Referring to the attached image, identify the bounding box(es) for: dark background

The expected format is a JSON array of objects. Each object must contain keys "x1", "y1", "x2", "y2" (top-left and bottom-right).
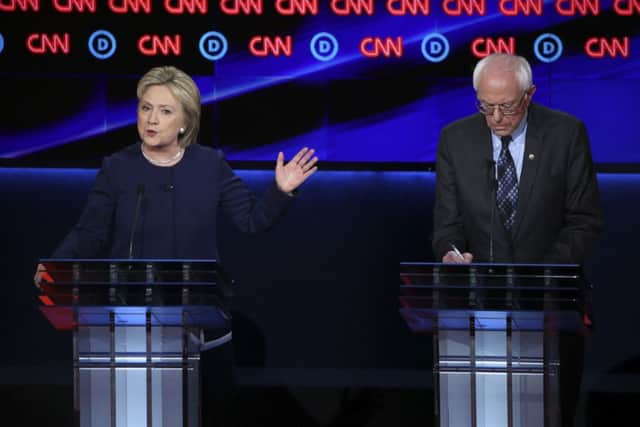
[
  {"x1": 1, "y1": 1, "x2": 640, "y2": 425},
  {"x1": 1, "y1": 1, "x2": 639, "y2": 166},
  {"x1": 2, "y1": 169, "x2": 640, "y2": 426}
]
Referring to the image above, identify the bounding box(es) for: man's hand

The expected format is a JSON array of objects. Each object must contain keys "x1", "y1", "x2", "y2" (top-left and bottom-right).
[{"x1": 442, "y1": 251, "x2": 474, "y2": 264}]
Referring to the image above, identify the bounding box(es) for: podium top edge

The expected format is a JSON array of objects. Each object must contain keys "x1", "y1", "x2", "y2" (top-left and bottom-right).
[
  {"x1": 39, "y1": 258, "x2": 219, "y2": 264},
  {"x1": 399, "y1": 262, "x2": 581, "y2": 268}
]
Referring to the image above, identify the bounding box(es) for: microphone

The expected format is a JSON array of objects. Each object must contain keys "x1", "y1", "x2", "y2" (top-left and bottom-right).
[
  {"x1": 487, "y1": 159, "x2": 497, "y2": 263},
  {"x1": 128, "y1": 184, "x2": 145, "y2": 259}
]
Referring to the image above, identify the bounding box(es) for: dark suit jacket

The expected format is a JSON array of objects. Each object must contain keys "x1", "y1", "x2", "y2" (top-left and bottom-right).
[
  {"x1": 432, "y1": 103, "x2": 602, "y2": 264},
  {"x1": 53, "y1": 143, "x2": 292, "y2": 260}
]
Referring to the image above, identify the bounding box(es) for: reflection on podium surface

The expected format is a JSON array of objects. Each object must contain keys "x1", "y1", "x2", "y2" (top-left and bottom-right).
[
  {"x1": 399, "y1": 262, "x2": 590, "y2": 427},
  {"x1": 37, "y1": 259, "x2": 232, "y2": 427}
]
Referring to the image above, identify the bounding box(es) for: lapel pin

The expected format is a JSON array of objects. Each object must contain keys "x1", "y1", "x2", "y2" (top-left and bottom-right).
[{"x1": 528, "y1": 153, "x2": 535, "y2": 160}]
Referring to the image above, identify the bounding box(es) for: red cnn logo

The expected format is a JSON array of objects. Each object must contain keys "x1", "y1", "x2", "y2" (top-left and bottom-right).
[
  {"x1": 108, "y1": 0, "x2": 152, "y2": 13},
  {"x1": 220, "y1": 0, "x2": 263, "y2": 14},
  {"x1": 585, "y1": 37, "x2": 630, "y2": 58},
  {"x1": 330, "y1": 0, "x2": 374, "y2": 15},
  {"x1": 386, "y1": 0, "x2": 430, "y2": 15},
  {"x1": 0, "y1": 0, "x2": 40, "y2": 12},
  {"x1": 554, "y1": 0, "x2": 600, "y2": 16},
  {"x1": 27, "y1": 33, "x2": 71, "y2": 54},
  {"x1": 249, "y1": 36, "x2": 293, "y2": 56},
  {"x1": 499, "y1": 0, "x2": 543, "y2": 15},
  {"x1": 443, "y1": 0, "x2": 486, "y2": 15},
  {"x1": 138, "y1": 34, "x2": 182, "y2": 56},
  {"x1": 52, "y1": 0, "x2": 96, "y2": 12},
  {"x1": 275, "y1": 0, "x2": 318, "y2": 15},
  {"x1": 165, "y1": 0, "x2": 208, "y2": 13},
  {"x1": 360, "y1": 37, "x2": 404, "y2": 58},
  {"x1": 471, "y1": 37, "x2": 516, "y2": 57},
  {"x1": 613, "y1": 0, "x2": 640, "y2": 15}
]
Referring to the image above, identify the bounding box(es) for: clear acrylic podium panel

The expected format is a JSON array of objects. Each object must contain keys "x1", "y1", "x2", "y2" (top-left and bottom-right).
[
  {"x1": 399, "y1": 263, "x2": 589, "y2": 427},
  {"x1": 38, "y1": 259, "x2": 231, "y2": 427}
]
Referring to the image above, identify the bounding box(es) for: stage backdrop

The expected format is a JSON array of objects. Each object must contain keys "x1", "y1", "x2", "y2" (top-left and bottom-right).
[{"x1": 0, "y1": 0, "x2": 639, "y2": 167}]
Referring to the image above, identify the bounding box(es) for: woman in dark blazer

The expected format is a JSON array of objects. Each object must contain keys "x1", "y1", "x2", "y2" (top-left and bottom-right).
[
  {"x1": 32, "y1": 65, "x2": 319, "y2": 426},
  {"x1": 34, "y1": 65, "x2": 318, "y2": 280}
]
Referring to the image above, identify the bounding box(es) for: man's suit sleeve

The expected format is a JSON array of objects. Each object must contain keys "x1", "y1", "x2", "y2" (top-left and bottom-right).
[
  {"x1": 542, "y1": 122, "x2": 602, "y2": 264},
  {"x1": 432, "y1": 128, "x2": 467, "y2": 260}
]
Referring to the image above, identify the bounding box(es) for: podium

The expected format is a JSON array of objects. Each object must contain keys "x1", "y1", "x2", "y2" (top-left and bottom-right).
[
  {"x1": 37, "y1": 258, "x2": 232, "y2": 427},
  {"x1": 399, "y1": 262, "x2": 590, "y2": 427}
]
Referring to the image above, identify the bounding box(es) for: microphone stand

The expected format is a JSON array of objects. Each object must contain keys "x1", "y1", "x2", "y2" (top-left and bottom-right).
[
  {"x1": 488, "y1": 160, "x2": 497, "y2": 264},
  {"x1": 129, "y1": 184, "x2": 145, "y2": 259}
]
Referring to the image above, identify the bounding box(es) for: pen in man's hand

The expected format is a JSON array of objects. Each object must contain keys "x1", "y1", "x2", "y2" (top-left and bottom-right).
[{"x1": 449, "y1": 243, "x2": 465, "y2": 260}]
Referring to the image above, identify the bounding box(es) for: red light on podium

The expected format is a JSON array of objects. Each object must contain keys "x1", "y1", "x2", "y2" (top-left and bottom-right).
[
  {"x1": 471, "y1": 37, "x2": 516, "y2": 57},
  {"x1": 138, "y1": 34, "x2": 182, "y2": 56},
  {"x1": 360, "y1": 36, "x2": 404, "y2": 58},
  {"x1": 498, "y1": 0, "x2": 543, "y2": 15},
  {"x1": 249, "y1": 35, "x2": 293, "y2": 56},
  {"x1": 27, "y1": 33, "x2": 71, "y2": 54},
  {"x1": 554, "y1": 0, "x2": 600, "y2": 16},
  {"x1": 386, "y1": 0, "x2": 430, "y2": 15},
  {"x1": 219, "y1": 0, "x2": 263, "y2": 14},
  {"x1": 585, "y1": 37, "x2": 629, "y2": 58},
  {"x1": 442, "y1": 0, "x2": 486, "y2": 16},
  {"x1": 38, "y1": 295, "x2": 54, "y2": 307},
  {"x1": 330, "y1": 0, "x2": 374, "y2": 15}
]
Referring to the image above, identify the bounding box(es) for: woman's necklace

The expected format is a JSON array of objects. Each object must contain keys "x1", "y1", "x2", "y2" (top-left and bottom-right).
[{"x1": 141, "y1": 144, "x2": 184, "y2": 166}]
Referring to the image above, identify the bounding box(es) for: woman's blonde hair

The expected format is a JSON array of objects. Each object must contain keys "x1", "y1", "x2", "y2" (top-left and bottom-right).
[{"x1": 137, "y1": 66, "x2": 201, "y2": 148}]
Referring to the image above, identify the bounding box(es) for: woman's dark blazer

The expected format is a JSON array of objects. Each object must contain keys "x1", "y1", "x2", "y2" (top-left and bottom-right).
[{"x1": 53, "y1": 143, "x2": 292, "y2": 259}]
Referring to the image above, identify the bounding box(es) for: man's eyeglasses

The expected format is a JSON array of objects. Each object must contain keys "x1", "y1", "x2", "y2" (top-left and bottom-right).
[{"x1": 476, "y1": 91, "x2": 529, "y2": 116}]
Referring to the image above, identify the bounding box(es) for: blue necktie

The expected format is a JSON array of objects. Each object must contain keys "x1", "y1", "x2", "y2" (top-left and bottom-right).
[{"x1": 496, "y1": 135, "x2": 518, "y2": 232}]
